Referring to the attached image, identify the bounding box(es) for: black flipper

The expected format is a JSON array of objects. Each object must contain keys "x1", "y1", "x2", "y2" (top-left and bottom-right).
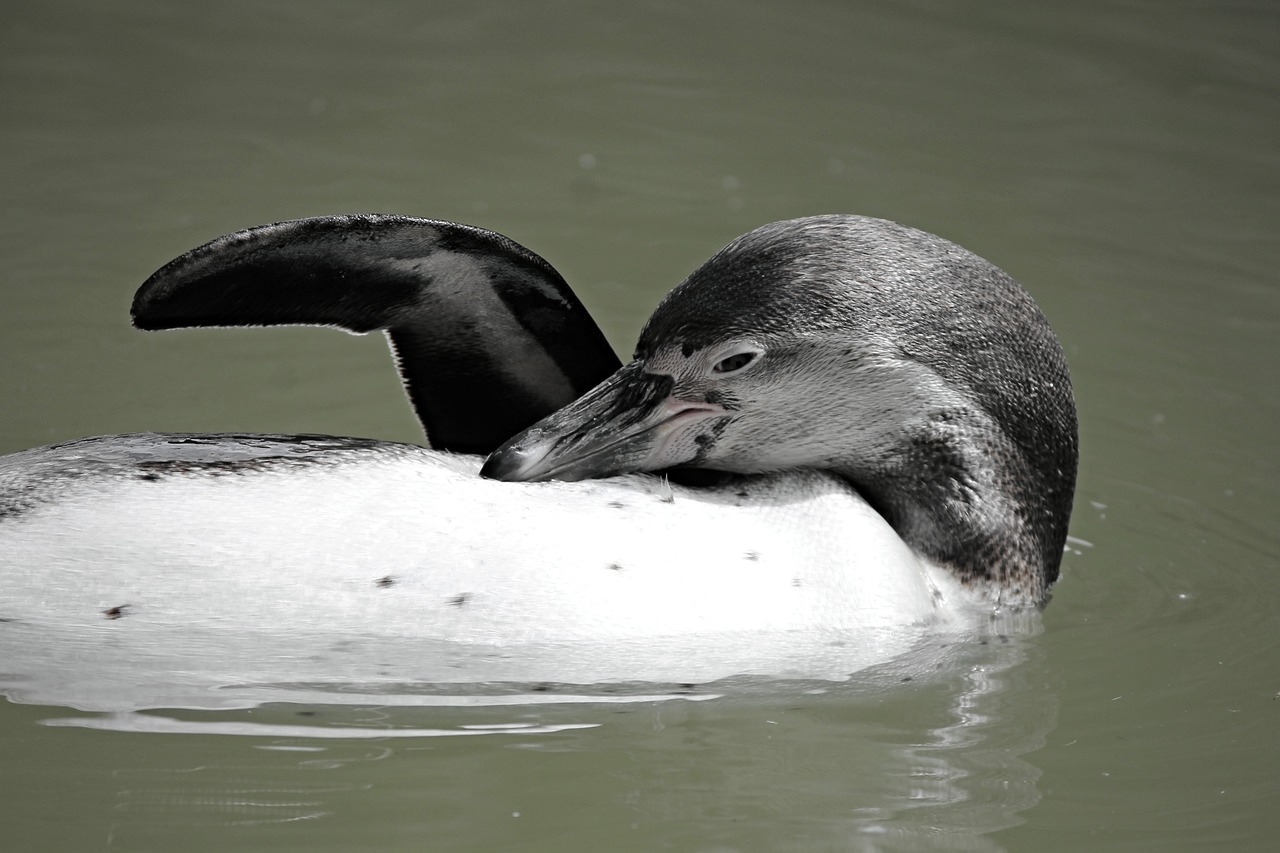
[{"x1": 131, "y1": 215, "x2": 622, "y2": 454}]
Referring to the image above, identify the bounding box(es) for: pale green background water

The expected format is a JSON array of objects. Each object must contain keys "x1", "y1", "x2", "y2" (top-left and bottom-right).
[{"x1": 2, "y1": 0, "x2": 1278, "y2": 850}]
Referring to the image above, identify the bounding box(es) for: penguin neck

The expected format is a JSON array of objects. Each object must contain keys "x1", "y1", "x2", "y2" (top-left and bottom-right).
[{"x1": 830, "y1": 427, "x2": 1052, "y2": 607}]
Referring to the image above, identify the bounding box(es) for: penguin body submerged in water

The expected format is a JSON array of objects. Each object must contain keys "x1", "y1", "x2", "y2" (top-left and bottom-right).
[{"x1": 0, "y1": 214, "x2": 1076, "y2": 685}]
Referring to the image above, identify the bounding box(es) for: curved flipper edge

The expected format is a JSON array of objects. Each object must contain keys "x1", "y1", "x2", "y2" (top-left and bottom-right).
[{"x1": 131, "y1": 215, "x2": 622, "y2": 454}]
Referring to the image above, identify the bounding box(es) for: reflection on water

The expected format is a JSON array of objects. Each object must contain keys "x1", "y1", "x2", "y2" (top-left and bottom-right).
[
  {"x1": 43, "y1": 714, "x2": 603, "y2": 739},
  {"x1": 10, "y1": 627, "x2": 1054, "y2": 853},
  {"x1": 0, "y1": 614, "x2": 999, "y2": 714}
]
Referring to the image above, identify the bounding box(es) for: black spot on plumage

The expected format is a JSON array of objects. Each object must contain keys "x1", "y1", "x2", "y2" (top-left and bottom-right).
[
  {"x1": 448, "y1": 592, "x2": 471, "y2": 607},
  {"x1": 103, "y1": 604, "x2": 130, "y2": 620},
  {"x1": 375, "y1": 575, "x2": 396, "y2": 588}
]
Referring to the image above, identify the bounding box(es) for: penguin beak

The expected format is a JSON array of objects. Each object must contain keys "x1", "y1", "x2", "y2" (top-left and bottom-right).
[{"x1": 480, "y1": 360, "x2": 728, "y2": 482}]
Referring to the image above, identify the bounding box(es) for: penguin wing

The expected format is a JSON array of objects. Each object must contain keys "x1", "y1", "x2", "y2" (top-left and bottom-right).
[{"x1": 131, "y1": 215, "x2": 621, "y2": 454}]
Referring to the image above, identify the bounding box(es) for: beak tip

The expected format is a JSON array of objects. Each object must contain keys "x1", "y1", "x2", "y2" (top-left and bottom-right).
[
  {"x1": 479, "y1": 360, "x2": 676, "y2": 484},
  {"x1": 478, "y1": 449, "x2": 523, "y2": 481},
  {"x1": 480, "y1": 438, "x2": 558, "y2": 482}
]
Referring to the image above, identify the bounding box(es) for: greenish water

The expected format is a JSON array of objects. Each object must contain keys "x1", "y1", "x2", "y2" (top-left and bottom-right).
[{"x1": 2, "y1": 1, "x2": 1277, "y2": 850}]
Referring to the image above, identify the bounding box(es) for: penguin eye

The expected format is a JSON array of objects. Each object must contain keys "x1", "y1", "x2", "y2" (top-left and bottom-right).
[{"x1": 712, "y1": 350, "x2": 759, "y2": 375}]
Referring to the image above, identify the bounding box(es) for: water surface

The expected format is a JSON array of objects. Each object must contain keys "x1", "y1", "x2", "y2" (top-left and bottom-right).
[{"x1": 2, "y1": 1, "x2": 1278, "y2": 850}]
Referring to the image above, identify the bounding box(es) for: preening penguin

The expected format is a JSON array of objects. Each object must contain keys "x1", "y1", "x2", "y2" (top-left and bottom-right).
[
  {"x1": 485, "y1": 216, "x2": 1077, "y2": 605},
  {"x1": 0, "y1": 214, "x2": 1077, "y2": 687}
]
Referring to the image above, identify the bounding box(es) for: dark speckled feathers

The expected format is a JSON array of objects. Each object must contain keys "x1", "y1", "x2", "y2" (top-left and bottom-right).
[{"x1": 0, "y1": 432, "x2": 419, "y2": 520}]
